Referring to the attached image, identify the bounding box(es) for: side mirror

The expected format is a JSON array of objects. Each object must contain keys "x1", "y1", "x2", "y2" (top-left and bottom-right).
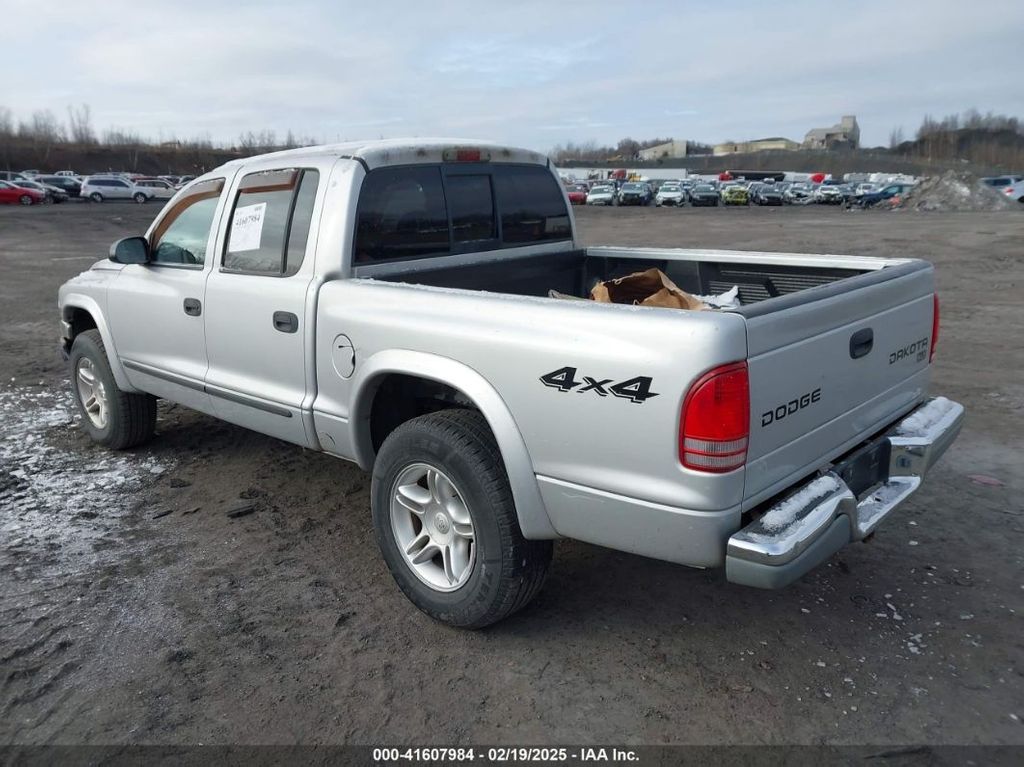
[{"x1": 109, "y1": 236, "x2": 150, "y2": 264}]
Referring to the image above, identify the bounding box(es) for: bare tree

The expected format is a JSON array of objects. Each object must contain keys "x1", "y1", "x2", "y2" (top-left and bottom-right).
[
  {"x1": 888, "y1": 126, "x2": 905, "y2": 149},
  {"x1": 616, "y1": 137, "x2": 640, "y2": 159},
  {"x1": 67, "y1": 103, "x2": 96, "y2": 144}
]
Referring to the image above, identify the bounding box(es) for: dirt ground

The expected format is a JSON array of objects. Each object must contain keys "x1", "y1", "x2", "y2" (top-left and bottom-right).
[{"x1": 1, "y1": 202, "x2": 1021, "y2": 747}]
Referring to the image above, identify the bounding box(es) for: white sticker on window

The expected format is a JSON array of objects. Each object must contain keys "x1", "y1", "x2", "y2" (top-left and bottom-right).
[{"x1": 229, "y1": 202, "x2": 266, "y2": 252}]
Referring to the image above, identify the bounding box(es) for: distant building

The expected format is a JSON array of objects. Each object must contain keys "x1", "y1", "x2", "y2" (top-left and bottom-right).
[
  {"x1": 803, "y1": 115, "x2": 860, "y2": 149},
  {"x1": 713, "y1": 137, "x2": 800, "y2": 156},
  {"x1": 638, "y1": 139, "x2": 688, "y2": 161}
]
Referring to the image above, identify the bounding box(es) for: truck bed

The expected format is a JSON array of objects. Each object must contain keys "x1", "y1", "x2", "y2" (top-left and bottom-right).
[
  {"x1": 362, "y1": 245, "x2": 934, "y2": 515},
  {"x1": 369, "y1": 246, "x2": 900, "y2": 309}
]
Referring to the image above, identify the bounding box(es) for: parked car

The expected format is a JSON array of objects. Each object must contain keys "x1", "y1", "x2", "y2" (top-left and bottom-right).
[
  {"x1": 585, "y1": 184, "x2": 617, "y2": 206},
  {"x1": 21, "y1": 169, "x2": 40, "y2": 178},
  {"x1": 720, "y1": 185, "x2": 749, "y2": 205},
  {"x1": 980, "y1": 175, "x2": 1023, "y2": 189},
  {"x1": 1000, "y1": 180, "x2": 1024, "y2": 203},
  {"x1": 174, "y1": 175, "x2": 196, "y2": 189},
  {"x1": 57, "y1": 138, "x2": 961, "y2": 628},
  {"x1": 133, "y1": 178, "x2": 177, "y2": 200},
  {"x1": 565, "y1": 183, "x2": 589, "y2": 205},
  {"x1": 814, "y1": 185, "x2": 844, "y2": 205},
  {"x1": 784, "y1": 184, "x2": 814, "y2": 204},
  {"x1": 752, "y1": 185, "x2": 784, "y2": 206},
  {"x1": 36, "y1": 174, "x2": 83, "y2": 197},
  {"x1": 689, "y1": 183, "x2": 720, "y2": 207},
  {"x1": 0, "y1": 179, "x2": 45, "y2": 205},
  {"x1": 54, "y1": 170, "x2": 78, "y2": 178},
  {"x1": 654, "y1": 182, "x2": 686, "y2": 207},
  {"x1": 617, "y1": 181, "x2": 652, "y2": 206},
  {"x1": 11, "y1": 179, "x2": 69, "y2": 203},
  {"x1": 854, "y1": 182, "x2": 915, "y2": 209},
  {"x1": 81, "y1": 176, "x2": 153, "y2": 203},
  {"x1": 0, "y1": 171, "x2": 30, "y2": 183}
]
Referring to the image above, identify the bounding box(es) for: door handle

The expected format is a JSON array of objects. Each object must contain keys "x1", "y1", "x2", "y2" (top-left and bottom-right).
[
  {"x1": 849, "y1": 328, "x2": 873, "y2": 359},
  {"x1": 183, "y1": 298, "x2": 202, "y2": 317},
  {"x1": 273, "y1": 311, "x2": 298, "y2": 334}
]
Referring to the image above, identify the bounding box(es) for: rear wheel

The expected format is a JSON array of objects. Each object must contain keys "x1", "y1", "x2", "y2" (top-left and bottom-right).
[
  {"x1": 371, "y1": 409, "x2": 552, "y2": 628},
  {"x1": 69, "y1": 330, "x2": 156, "y2": 449},
  {"x1": 133, "y1": 192, "x2": 147, "y2": 204},
  {"x1": 89, "y1": 192, "x2": 103, "y2": 203}
]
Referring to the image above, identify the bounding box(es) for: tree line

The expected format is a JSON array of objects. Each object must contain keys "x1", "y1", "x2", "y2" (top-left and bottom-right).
[{"x1": 549, "y1": 137, "x2": 713, "y2": 163}]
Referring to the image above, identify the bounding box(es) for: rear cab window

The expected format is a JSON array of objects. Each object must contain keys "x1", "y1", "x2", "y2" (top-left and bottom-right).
[{"x1": 354, "y1": 164, "x2": 570, "y2": 264}]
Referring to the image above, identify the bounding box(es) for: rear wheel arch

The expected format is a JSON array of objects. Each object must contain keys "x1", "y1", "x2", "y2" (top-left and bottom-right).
[{"x1": 349, "y1": 352, "x2": 557, "y2": 539}]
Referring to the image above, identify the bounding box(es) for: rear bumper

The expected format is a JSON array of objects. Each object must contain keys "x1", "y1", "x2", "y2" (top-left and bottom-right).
[{"x1": 725, "y1": 397, "x2": 964, "y2": 589}]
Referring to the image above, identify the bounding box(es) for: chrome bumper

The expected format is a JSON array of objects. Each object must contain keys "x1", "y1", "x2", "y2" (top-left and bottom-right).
[{"x1": 726, "y1": 397, "x2": 964, "y2": 589}]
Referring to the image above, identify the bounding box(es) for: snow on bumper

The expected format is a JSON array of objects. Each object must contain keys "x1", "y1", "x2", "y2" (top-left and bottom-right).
[{"x1": 725, "y1": 397, "x2": 964, "y2": 589}]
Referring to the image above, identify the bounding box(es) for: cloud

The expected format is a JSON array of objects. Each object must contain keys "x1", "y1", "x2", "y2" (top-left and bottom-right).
[{"x1": 0, "y1": 0, "x2": 1021, "y2": 151}]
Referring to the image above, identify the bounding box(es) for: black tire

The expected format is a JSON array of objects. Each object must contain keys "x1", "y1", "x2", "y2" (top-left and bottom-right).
[
  {"x1": 89, "y1": 192, "x2": 103, "y2": 203},
  {"x1": 69, "y1": 329, "x2": 157, "y2": 449},
  {"x1": 133, "y1": 192, "x2": 147, "y2": 204},
  {"x1": 19, "y1": 194, "x2": 33, "y2": 206},
  {"x1": 371, "y1": 409, "x2": 552, "y2": 629}
]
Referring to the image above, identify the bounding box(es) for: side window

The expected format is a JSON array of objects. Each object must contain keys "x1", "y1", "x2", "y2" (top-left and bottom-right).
[
  {"x1": 150, "y1": 178, "x2": 225, "y2": 266},
  {"x1": 114, "y1": 180, "x2": 129, "y2": 189},
  {"x1": 223, "y1": 168, "x2": 319, "y2": 276},
  {"x1": 492, "y1": 166, "x2": 571, "y2": 245},
  {"x1": 446, "y1": 174, "x2": 496, "y2": 245},
  {"x1": 354, "y1": 166, "x2": 449, "y2": 263}
]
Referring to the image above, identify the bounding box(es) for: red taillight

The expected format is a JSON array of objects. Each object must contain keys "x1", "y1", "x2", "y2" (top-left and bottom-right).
[
  {"x1": 930, "y1": 294, "x2": 940, "y2": 362},
  {"x1": 680, "y1": 361, "x2": 750, "y2": 473}
]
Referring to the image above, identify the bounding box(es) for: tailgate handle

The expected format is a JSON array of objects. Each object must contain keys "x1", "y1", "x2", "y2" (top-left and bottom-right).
[{"x1": 850, "y1": 328, "x2": 874, "y2": 359}]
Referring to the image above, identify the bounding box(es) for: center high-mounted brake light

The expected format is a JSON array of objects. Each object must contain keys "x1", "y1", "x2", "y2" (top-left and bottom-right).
[
  {"x1": 680, "y1": 362, "x2": 750, "y2": 473},
  {"x1": 930, "y1": 293, "x2": 940, "y2": 363},
  {"x1": 442, "y1": 147, "x2": 491, "y2": 163}
]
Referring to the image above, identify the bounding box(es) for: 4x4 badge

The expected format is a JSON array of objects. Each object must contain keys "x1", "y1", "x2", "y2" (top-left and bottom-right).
[{"x1": 540, "y1": 367, "x2": 659, "y2": 404}]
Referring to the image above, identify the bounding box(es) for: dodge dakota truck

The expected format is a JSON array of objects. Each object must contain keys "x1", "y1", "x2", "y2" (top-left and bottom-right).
[{"x1": 58, "y1": 139, "x2": 963, "y2": 628}]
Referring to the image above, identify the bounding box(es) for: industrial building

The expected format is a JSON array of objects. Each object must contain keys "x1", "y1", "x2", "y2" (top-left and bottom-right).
[
  {"x1": 713, "y1": 137, "x2": 800, "y2": 156},
  {"x1": 637, "y1": 139, "x2": 688, "y2": 160},
  {"x1": 803, "y1": 115, "x2": 860, "y2": 149}
]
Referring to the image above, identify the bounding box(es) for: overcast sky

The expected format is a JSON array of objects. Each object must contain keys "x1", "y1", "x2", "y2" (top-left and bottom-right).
[{"x1": 3, "y1": 0, "x2": 1022, "y2": 152}]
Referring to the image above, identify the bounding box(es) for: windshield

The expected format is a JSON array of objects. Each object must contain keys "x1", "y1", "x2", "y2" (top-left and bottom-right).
[
  {"x1": 590, "y1": 186, "x2": 611, "y2": 193},
  {"x1": 659, "y1": 184, "x2": 680, "y2": 192},
  {"x1": 622, "y1": 183, "x2": 643, "y2": 191}
]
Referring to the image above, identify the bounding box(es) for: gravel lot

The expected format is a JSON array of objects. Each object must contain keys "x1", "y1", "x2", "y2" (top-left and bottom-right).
[{"x1": 1, "y1": 202, "x2": 1021, "y2": 746}]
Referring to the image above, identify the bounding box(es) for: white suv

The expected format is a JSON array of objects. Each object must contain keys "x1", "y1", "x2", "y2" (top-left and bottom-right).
[{"x1": 81, "y1": 176, "x2": 152, "y2": 203}]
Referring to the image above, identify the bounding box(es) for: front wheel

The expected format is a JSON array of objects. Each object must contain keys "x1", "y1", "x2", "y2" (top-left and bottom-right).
[
  {"x1": 69, "y1": 330, "x2": 157, "y2": 449},
  {"x1": 371, "y1": 409, "x2": 552, "y2": 628},
  {"x1": 19, "y1": 194, "x2": 33, "y2": 206},
  {"x1": 133, "y1": 193, "x2": 147, "y2": 204}
]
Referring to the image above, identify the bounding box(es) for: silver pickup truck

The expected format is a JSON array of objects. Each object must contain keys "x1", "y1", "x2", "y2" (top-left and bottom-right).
[{"x1": 58, "y1": 139, "x2": 963, "y2": 628}]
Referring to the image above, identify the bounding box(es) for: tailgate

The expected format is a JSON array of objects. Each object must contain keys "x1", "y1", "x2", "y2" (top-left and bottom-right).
[{"x1": 741, "y1": 261, "x2": 935, "y2": 509}]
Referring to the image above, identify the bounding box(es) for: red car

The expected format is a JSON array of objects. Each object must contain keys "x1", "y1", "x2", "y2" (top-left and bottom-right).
[
  {"x1": 566, "y1": 183, "x2": 589, "y2": 205},
  {"x1": 0, "y1": 180, "x2": 46, "y2": 205}
]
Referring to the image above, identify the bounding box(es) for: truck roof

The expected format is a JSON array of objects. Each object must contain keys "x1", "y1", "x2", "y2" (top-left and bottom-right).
[{"x1": 217, "y1": 138, "x2": 550, "y2": 172}]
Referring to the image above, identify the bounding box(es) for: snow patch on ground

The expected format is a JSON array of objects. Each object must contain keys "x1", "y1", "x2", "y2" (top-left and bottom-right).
[{"x1": 0, "y1": 387, "x2": 169, "y2": 530}]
